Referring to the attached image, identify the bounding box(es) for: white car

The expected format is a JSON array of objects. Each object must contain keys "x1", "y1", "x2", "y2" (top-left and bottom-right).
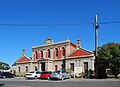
[{"x1": 26, "y1": 71, "x2": 41, "y2": 79}]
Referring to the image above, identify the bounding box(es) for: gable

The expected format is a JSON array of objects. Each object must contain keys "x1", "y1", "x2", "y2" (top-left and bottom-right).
[
  {"x1": 68, "y1": 49, "x2": 93, "y2": 58},
  {"x1": 70, "y1": 43, "x2": 76, "y2": 52},
  {"x1": 17, "y1": 56, "x2": 30, "y2": 63}
]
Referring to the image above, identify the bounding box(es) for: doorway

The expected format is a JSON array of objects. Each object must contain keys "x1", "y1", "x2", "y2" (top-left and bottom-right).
[
  {"x1": 41, "y1": 62, "x2": 45, "y2": 71},
  {"x1": 84, "y1": 62, "x2": 88, "y2": 73}
]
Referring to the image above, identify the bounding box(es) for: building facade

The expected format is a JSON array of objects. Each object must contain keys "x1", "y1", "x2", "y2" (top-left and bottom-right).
[{"x1": 16, "y1": 38, "x2": 95, "y2": 76}]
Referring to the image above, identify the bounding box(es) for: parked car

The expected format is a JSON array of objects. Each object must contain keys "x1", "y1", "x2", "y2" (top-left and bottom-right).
[
  {"x1": 40, "y1": 71, "x2": 52, "y2": 79},
  {"x1": 26, "y1": 71, "x2": 41, "y2": 79},
  {"x1": 0, "y1": 72, "x2": 16, "y2": 78},
  {"x1": 50, "y1": 70, "x2": 71, "y2": 80}
]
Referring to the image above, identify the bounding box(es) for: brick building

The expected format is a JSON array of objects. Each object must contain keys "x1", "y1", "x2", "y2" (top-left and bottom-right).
[{"x1": 16, "y1": 38, "x2": 95, "y2": 76}]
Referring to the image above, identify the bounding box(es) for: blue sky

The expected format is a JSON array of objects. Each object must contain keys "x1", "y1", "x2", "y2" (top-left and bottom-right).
[{"x1": 0, "y1": 0, "x2": 120, "y2": 67}]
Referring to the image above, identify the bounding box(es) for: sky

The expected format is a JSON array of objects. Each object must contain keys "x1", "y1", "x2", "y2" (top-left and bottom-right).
[{"x1": 0, "y1": 0, "x2": 120, "y2": 67}]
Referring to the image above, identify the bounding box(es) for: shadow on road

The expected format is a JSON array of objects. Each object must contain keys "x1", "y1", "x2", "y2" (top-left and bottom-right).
[{"x1": 0, "y1": 84, "x2": 4, "y2": 87}]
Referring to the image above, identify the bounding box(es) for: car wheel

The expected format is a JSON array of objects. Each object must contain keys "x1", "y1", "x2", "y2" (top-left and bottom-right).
[
  {"x1": 35, "y1": 76, "x2": 37, "y2": 79},
  {"x1": 47, "y1": 77, "x2": 50, "y2": 80},
  {"x1": 13, "y1": 75, "x2": 15, "y2": 78},
  {"x1": 3, "y1": 76, "x2": 5, "y2": 79},
  {"x1": 61, "y1": 77, "x2": 64, "y2": 80},
  {"x1": 68, "y1": 75, "x2": 71, "y2": 79}
]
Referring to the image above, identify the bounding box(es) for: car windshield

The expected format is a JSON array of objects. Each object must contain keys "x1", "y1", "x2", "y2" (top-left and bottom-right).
[
  {"x1": 29, "y1": 71, "x2": 35, "y2": 73},
  {"x1": 41, "y1": 72, "x2": 51, "y2": 74},
  {"x1": 53, "y1": 71, "x2": 61, "y2": 74}
]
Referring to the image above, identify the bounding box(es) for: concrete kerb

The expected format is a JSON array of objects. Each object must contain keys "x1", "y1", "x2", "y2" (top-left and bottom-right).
[{"x1": 69, "y1": 78, "x2": 120, "y2": 81}]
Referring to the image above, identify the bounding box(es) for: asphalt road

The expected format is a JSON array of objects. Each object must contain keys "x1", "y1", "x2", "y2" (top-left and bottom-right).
[{"x1": 0, "y1": 78, "x2": 120, "y2": 87}]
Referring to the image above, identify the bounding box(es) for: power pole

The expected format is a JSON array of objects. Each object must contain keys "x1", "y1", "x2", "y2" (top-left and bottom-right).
[{"x1": 94, "y1": 15, "x2": 99, "y2": 79}]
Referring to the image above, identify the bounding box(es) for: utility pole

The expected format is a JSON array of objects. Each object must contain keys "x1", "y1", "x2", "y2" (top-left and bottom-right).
[{"x1": 94, "y1": 15, "x2": 99, "y2": 79}]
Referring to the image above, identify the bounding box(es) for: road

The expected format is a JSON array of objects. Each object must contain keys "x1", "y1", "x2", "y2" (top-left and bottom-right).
[{"x1": 0, "y1": 78, "x2": 120, "y2": 87}]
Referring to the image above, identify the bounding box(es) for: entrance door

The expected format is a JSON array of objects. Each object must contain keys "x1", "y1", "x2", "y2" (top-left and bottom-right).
[
  {"x1": 41, "y1": 62, "x2": 45, "y2": 71},
  {"x1": 84, "y1": 62, "x2": 88, "y2": 73}
]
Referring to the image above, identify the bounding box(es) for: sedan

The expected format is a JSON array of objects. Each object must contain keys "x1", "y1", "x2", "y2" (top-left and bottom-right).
[
  {"x1": 40, "y1": 71, "x2": 52, "y2": 79},
  {"x1": 0, "y1": 72, "x2": 16, "y2": 78},
  {"x1": 26, "y1": 71, "x2": 41, "y2": 79},
  {"x1": 50, "y1": 70, "x2": 71, "y2": 80}
]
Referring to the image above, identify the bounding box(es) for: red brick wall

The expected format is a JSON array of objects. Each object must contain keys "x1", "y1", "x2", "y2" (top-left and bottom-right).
[
  {"x1": 70, "y1": 43, "x2": 76, "y2": 52},
  {"x1": 32, "y1": 44, "x2": 71, "y2": 61}
]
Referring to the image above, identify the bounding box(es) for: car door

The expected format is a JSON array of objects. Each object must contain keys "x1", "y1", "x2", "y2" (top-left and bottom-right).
[
  {"x1": 5, "y1": 72, "x2": 10, "y2": 78},
  {"x1": 36, "y1": 71, "x2": 41, "y2": 78},
  {"x1": 65, "y1": 72, "x2": 70, "y2": 78}
]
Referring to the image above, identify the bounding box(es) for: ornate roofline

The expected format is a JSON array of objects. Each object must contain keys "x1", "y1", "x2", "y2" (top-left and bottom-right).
[
  {"x1": 32, "y1": 40, "x2": 70, "y2": 49},
  {"x1": 66, "y1": 55, "x2": 94, "y2": 59},
  {"x1": 66, "y1": 47, "x2": 94, "y2": 58},
  {"x1": 16, "y1": 56, "x2": 31, "y2": 63}
]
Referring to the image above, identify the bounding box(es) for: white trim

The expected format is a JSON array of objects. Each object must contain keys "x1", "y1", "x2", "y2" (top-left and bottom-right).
[
  {"x1": 32, "y1": 40, "x2": 70, "y2": 49},
  {"x1": 67, "y1": 55, "x2": 94, "y2": 59}
]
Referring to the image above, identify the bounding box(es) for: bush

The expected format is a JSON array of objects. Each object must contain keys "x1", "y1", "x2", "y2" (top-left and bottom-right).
[
  {"x1": 83, "y1": 72, "x2": 88, "y2": 78},
  {"x1": 83, "y1": 69, "x2": 95, "y2": 79}
]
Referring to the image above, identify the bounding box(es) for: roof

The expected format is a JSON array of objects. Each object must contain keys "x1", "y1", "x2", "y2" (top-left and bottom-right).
[
  {"x1": 67, "y1": 48, "x2": 94, "y2": 59},
  {"x1": 70, "y1": 42, "x2": 76, "y2": 47},
  {"x1": 16, "y1": 56, "x2": 30, "y2": 63}
]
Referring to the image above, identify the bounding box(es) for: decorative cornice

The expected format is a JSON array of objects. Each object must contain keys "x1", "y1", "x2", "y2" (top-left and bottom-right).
[
  {"x1": 67, "y1": 55, "x2": 94, "y2": 59},
  {"x1": 32, "y1": 40, "x2": 70, "y2": 49}
]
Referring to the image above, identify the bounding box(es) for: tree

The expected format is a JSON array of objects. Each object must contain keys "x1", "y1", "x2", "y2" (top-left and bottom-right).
[
  {"x1": 97, "y1": 42, "x2": 120, "y2": 78},
  {"x1": 0, "y1": 62, "x2": 10, "y2": 70},
  {"x1": 107, "y1": 43, "x2": 120, "y2": 77},
  {"x1": 12, "y1": 61, "x2": 16, "y2": 66}
]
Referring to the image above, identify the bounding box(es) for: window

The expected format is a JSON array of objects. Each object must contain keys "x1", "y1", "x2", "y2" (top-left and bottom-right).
[
  {"x1": 61, "y1": 64, "x2": 64, "y2": 70},
  {"x1": 55, "y1": 48, "x2": 58, "y2": 57},
  {"x1": 62, "y1": 70, "x2": 65, "y2": 73},
  {"x1": 35, "y1": 66, "x2": 37, "y2": 71},
  {"x1": 75, "y1": 60, "x2": 77, "y2": 67},
  {"x1": 18, "y1": 67, "x2": 21, "y2": 73},
  {"x1": 48, "y1": 49, "x2": 51, "y2": 58},
  {"x1": 40, "y1": 50, "x2": 43, "y2": 58},
  {"x1": 26, "y1": 66, "x2": 28, "y2": 73},
  {"x1": 55, "y1": 65, "x2": 57, "y2": 71},
  {"x1": 70, "y1": 63, "x2": 74, "y2": 71},
  {"x1": 62, "y1": 47, "x2": 65, "y2": 57},
  {"x1": 84, "y1": 62, "x2": 88, "y2": 73},
  {"x1": 35, "y1": 51, "x2": 38, "y2": 59},
  {"x1": 36, "y1": 71, "x2": 41, "y2": 74}
]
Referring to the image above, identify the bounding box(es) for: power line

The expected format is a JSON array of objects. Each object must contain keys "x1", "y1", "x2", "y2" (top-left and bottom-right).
[
  {"x1": 0, "y1": 23, "x2": 93, "y2": 27},
  {"x1": 0, "y1": 21, "x2": 120, "y2": 27},
  {"x1": 99, "y1": 21, "x2": 120, "y2": 24}
]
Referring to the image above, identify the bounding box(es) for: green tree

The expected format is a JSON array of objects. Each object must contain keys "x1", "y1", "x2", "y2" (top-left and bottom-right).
[
  {"x1": 97, "y1": 42, "x2": 120, "y2": 78},
  {"x1": 12, "y1": 61, "x2": 16, "y2": 66},
  {"x1": 107, "y1": 43, "x2": 120, "y2": 77},
  {"x1": 0, "y1": 62, "x2": 10, "y2": 70}
]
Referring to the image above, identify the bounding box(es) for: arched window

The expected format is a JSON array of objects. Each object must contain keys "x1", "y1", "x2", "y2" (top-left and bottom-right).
[
  {"x1": 35, "y1": 51, "x2": 38, "y2": 59},
  {"x1": 40, "y1": 50, "x2": 43, "y2": 58},
  {"x1": 48, "y1": 49, "x2": 51, "y2": 58},
  {"x1": 55, "y1": 48, "x2": 58, "y2": 57},
  {"x1": 62, "y1": 47, "x2": 65, "y2": 57}
]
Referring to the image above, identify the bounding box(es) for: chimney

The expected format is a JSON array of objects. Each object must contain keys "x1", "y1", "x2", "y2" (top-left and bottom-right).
[
  {"x1": 77, "y1": 39, "x2": 81, "y2": 48},
  {"x1": 22, "y1": 49, "x2": 26, "y2": 57}
]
